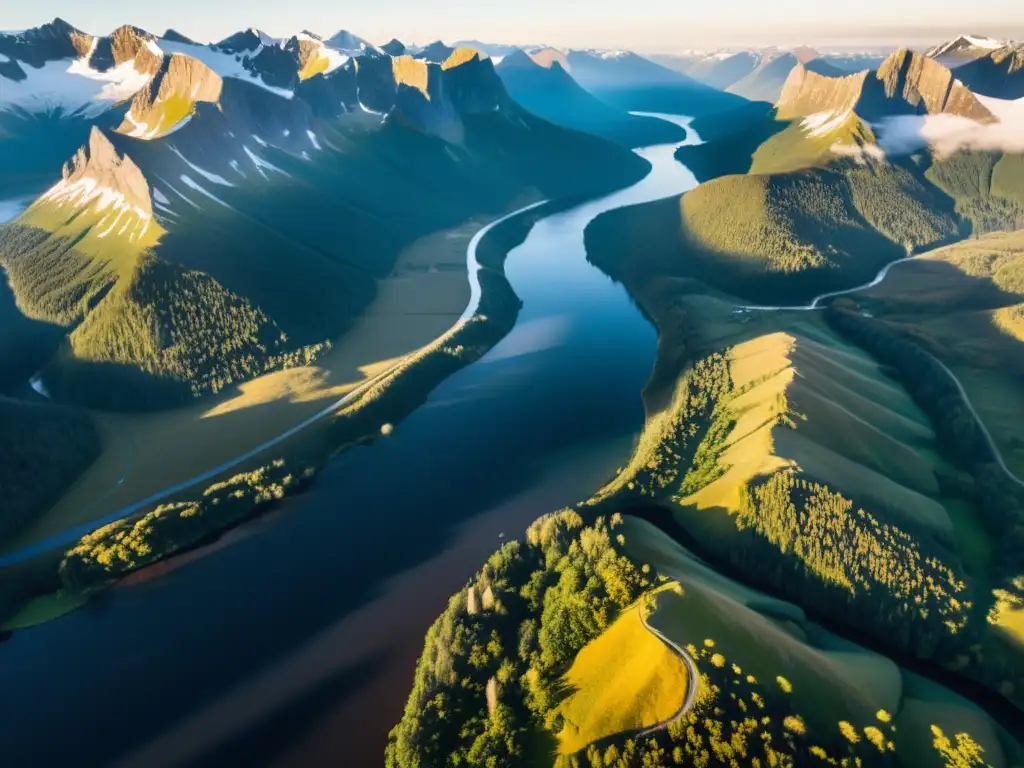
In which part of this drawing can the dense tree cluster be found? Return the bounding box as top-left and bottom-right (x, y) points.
(736, 472), (972, 644)
(387, 512), (996, 767)
(0, 397), (100, 546)
(0, 224), (113, 326)
(926, 150), (1024, 235)
(0, 225), (334, 409)
(59, 459), (312, 591)
(826, 307), (1024, 699)
(67, 256), (332, 406)
(594, 354), (731, 503)
(386, 512), (654, 767)
(587, 152), (980, 307)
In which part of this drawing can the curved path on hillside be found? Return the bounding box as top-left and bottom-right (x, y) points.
(930, 355), (1024, 491)
(637, 603), (700, 737)
(0, 201), (551, 567)
(739, 256), (1024, 492)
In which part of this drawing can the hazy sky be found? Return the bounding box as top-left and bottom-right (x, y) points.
(7, 1), (1024, 52)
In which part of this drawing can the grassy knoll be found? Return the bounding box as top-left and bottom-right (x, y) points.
(581, 275), (1024, 713)
(387, 506), (1022, 766)
(680, 328), (952, 534)
(625, 519), (906, 734)
(749, 110), (877, 175)
(554, 597), (686, 755)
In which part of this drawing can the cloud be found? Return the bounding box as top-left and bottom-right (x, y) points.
(877, 97), (1024, 156)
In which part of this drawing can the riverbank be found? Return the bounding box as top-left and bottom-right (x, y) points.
(2, 204), (531, 556)
(0, 196), (569, 629)
(0, 117), (696, 767)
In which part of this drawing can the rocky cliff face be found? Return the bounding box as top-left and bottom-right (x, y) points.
(0, 18), (93, 68)
(325, 30), (372, 53)
(875, 49), (993, 121)
(955, 44), (1024, 99)
(86, 25), (162, 76)
(776, 65), (872, 118)
(413, 41), (457, 64)
(119, 54), (223, 139)
(777, 50), (995, 122)
(214, 29), (263, 54)
(62, 127), (154, 219)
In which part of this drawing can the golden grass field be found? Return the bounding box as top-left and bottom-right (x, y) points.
(623, 518), (902, 730)
(2, 210), (517, 555)
(554, 597), (687, 755)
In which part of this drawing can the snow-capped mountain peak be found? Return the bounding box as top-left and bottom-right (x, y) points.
(927, 34), (1006, 59)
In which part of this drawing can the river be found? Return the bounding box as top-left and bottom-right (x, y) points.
(0, 115), (702, 766)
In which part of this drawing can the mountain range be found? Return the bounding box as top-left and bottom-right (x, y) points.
(0, 19), (654, 410)
(494, 48), (684, 147)
(592, 45), (1024, 308)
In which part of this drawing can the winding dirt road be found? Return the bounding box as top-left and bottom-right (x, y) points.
(739, 255), (1024, 493)
(637, 603), (700, 737)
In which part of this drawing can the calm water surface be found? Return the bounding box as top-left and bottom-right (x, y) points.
(0, 117), (700, 766)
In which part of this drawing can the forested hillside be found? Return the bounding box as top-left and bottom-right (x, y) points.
(588, 154), (968, 305)
(594, 57), (1024, 307)
(0, 397), (99, 546)
(1, 46), (648, 411)
(387, 507), (1020, 767)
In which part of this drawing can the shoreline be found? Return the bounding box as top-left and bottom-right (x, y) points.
(0, 196), (567, 629)
(115, 434), (637, 768)
(2, 199), (543, 562)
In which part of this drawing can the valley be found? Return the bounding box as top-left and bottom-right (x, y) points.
(0, 109), (706, 765)
(2, 14), (1024, 768)
(0, 202), (534, 559)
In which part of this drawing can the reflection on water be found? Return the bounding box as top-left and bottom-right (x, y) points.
(0, 118), (702, 766)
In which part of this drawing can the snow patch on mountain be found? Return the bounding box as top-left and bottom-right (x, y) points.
(153, 202), (178, 219)
(1, 40), (153, 116)
(802, 110), (851, 137)
(243, 145), (289, 178)
(928, 34), (1006, 58)
(251, 29), (283, 47)
(170, 146), (235, 187)
(319, 47), (350, 73)
(39, 176), (152, 223)
(158, 179), (202, 210)
(158, 38), (295, 98)
(96, 208), (128, 239)
(180, 174), (232, 208)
